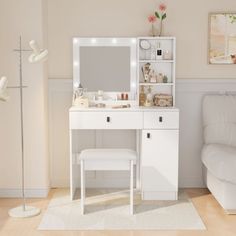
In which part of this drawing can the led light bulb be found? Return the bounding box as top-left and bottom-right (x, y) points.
(112, 38), (117, 44)
(74, 61), (79, 67)
(73, 38), (78, 44)
(131, 61), (136, 67)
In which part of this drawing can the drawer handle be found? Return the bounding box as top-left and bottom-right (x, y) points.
(159, 116), (163, 122)
(106, 116), (110, 122)
(147, 133), (151, 139)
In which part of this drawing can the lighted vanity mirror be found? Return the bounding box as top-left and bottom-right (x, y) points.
(73, 38), (137, 99)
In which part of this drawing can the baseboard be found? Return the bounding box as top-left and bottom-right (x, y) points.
(54, 177), (206, 189)
(226, 209), (236, 215)
(142, 191), (178, 200)
(80, 178), (131, 188)
(0, 188), (50, 198)
(179, 178), (205, 188)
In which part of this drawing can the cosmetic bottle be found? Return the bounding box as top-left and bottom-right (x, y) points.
(139, 85), (146, 106)
(156, 42), (163, 60)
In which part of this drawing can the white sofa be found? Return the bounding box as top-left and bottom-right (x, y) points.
(202, 95), (236, 214)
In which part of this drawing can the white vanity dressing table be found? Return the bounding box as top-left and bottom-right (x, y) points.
(69, 37), (179, 201)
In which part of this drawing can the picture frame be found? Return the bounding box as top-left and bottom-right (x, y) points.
(208, 12), (236, 64)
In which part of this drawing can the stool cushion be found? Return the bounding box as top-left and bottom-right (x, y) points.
(79, 149), (137, 161)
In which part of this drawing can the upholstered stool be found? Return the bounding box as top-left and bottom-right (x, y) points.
(79, 149), (137, 215)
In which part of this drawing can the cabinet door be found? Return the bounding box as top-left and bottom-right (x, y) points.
(141, 129), (179, 193)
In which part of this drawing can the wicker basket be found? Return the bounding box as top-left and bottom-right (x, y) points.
(153, 94), (173, 107)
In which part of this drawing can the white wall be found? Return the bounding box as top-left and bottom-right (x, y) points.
(176, 79), (236, 187)
(0, 0), (49, 197)
(47, 0), (236, 80)
(1, 0), (236, 194)
(49, 79), (236, 188)
(46, 0), (236, 188)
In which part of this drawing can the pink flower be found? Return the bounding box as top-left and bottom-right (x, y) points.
(159, 3), (166, 11)
(148, 15), (157, 23)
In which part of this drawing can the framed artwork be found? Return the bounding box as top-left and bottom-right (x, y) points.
(208, 13), (236, 64)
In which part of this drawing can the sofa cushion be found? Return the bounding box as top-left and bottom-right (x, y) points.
(202, 144), (236, 184)
(203, 95), (236, 147)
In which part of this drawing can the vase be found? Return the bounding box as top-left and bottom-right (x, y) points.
(159, 20), (163, 36)
(149, 23), (157, 37)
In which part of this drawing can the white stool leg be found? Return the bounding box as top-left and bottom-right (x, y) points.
(130, 160), (134, 215)
(81, 160), (85, 215)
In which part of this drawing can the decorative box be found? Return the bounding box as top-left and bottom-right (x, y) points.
(153, 94), (173, 107)
(73, 96), (89, 108)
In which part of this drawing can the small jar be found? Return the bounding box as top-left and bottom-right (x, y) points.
(156, 73), (164, 83)
(97, 90), (103, 101)
(163, 50), (172, 60)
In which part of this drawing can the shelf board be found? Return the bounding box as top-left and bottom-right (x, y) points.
(139, 83), (174, 86)
(139, 60), (174, 63)
(138, 36), (175, 40)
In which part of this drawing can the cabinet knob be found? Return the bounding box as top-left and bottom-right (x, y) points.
(147, 133), (151, 139)
(159, 116), (163, 122)
(106, 116), (110, 122)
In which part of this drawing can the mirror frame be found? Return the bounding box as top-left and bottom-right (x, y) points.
(73, 37), (137, 100)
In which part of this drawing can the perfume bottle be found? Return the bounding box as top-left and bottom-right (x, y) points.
(139, 85), (146, 106)
(73, 83), (84, 104)
(156, 42), (163, 60)
(144, 86), (153, 107)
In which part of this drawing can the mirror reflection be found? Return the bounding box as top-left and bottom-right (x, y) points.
(80, 46), (130, 91)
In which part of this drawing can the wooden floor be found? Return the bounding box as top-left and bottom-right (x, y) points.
(0, 188), (236, 236)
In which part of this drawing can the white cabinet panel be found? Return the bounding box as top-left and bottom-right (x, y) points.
(144, 111), (179, 129)
(141, 129), (179, 199)
(70, 111), (143, 129)
(69, 108), (179, 200)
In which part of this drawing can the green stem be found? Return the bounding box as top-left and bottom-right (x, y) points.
(159, 20), (162, 36)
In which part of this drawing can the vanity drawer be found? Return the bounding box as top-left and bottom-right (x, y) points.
(143, 111), (179, 129)
(70, 111), (143, 129)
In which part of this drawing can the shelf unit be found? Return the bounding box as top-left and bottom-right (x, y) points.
(139, 60), (174, 63)
(139, 82), (174, 86)
(137, 37), (176, 107)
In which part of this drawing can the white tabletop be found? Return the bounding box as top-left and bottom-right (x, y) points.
(69, 106), (179, 112)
